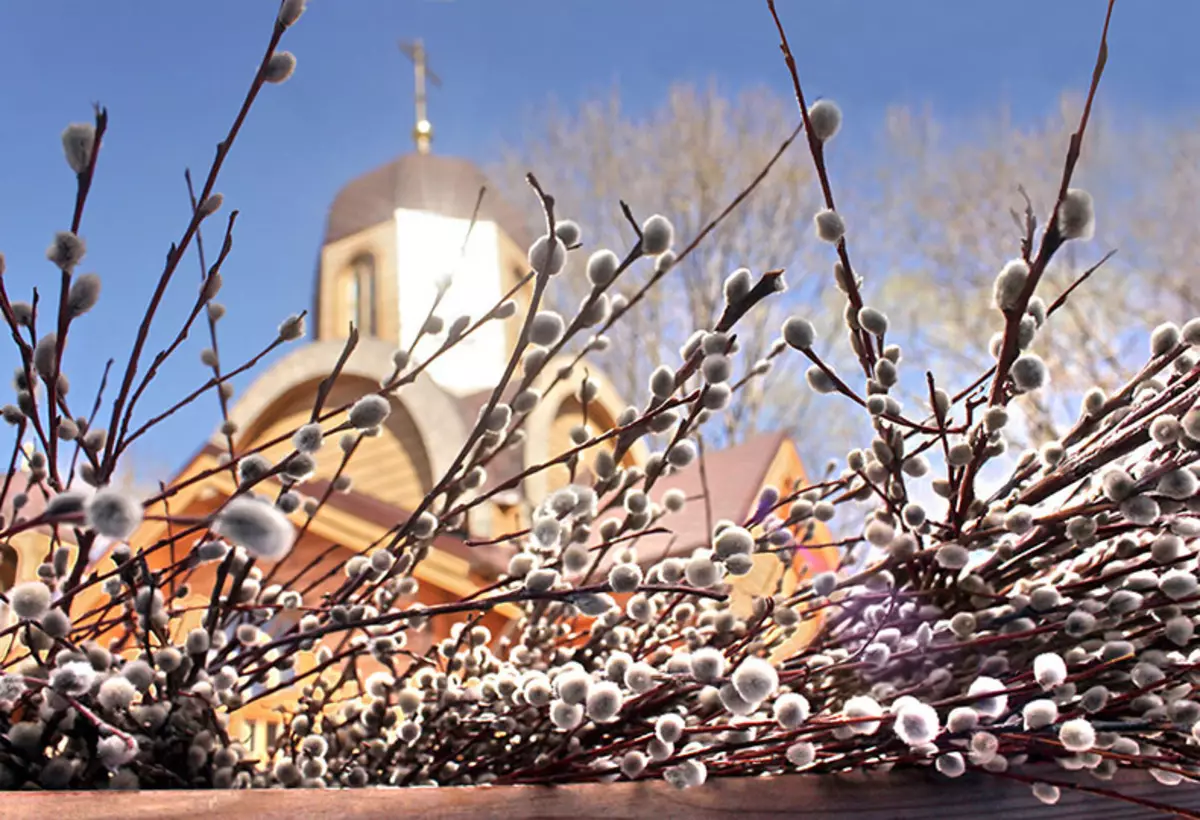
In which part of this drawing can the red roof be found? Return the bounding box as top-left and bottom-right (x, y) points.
(599, 431), (790, 565)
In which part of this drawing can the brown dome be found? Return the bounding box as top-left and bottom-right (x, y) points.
(324, 153), (532, 249)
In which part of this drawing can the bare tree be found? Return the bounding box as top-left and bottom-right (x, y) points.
(496, 84), (860, 458)
(501, 83), (1200, 464)
(866, 97), (1200, 445)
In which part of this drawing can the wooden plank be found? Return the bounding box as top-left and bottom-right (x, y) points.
(5, 771), (1199, 820)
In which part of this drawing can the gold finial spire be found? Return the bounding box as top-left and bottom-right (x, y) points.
(399, 38), (442, 155)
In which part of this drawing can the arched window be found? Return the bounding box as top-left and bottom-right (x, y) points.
(0, 543), (17, 593)
(344, 254), (376, 336)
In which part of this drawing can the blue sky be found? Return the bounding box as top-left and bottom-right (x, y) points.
(0, 0), (1194, 481)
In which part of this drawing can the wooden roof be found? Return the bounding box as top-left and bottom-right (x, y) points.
(324, 153), (532, 249)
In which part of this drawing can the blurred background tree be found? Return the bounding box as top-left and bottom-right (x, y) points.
(496, 84), (855, 461)
(499, 84), (1200, 468)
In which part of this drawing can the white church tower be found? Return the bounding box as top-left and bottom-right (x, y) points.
(312, 39), (532, 396)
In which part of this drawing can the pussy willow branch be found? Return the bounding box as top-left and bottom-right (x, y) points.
(99, 14), (288, 483)
(115, 214), (237, 460)
(766, 0), (875, 377)
(954, 0), (1115, 524)
(328, 173), (561, 613)
(47, 105), (109, 492)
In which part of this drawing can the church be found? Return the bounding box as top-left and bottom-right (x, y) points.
(0, 42), (837, 755)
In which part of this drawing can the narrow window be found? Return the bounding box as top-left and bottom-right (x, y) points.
(348, 254), (377, 335)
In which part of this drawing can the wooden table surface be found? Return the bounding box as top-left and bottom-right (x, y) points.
(4, 770), (1199, 819)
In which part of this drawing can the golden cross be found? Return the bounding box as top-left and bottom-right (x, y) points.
(398, 39), (442, 155)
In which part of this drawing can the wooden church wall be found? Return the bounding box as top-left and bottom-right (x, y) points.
(238, 376), (434, 511)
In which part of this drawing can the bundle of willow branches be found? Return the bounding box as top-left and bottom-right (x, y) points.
(3, 0), (1198, 814)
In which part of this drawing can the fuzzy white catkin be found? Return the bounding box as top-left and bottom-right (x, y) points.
(946, 707), (978, 733)
(483, 404), (512, 432)
(493, 300), (518, 321)
(277, 313), (305, 340)
(785, 741), (816, 768)
(857, 307), (888, 336)
(1159, 569), (1198, 600)
(51, 661), (97, 696)
(97, 734), (138, 772)
(844, 695), (883, 734)
(640, 215), (674, 255)
(67, 273), (102, 317)
(773, 693), (811, 729)
(731, 657), (777, 705)
(655, 713), (685, 745)
(665, 759), (707, 790)
(554, 669), (591, 706)
(936, 752), (965, 778)
(278, 0), (306, 26)
(1150, 322), (1181, 356)
(1158, 468), (1198, 500)
(1031, 782), (1060, 806)
(1182, 316), (1200, 345)
(61, 123), (95, 174)
(625, 662), (656, 693)
(529, 311), (565, 346)
(550, 700), (584, 731)
(585, 681), (623, 723)
(714, 526), (754, 559)
(813, 209), (845, 243)
(9, 581), (51, 620)
(1182, 407), (1200, 441)
(291, 422), (323, 454)
(1010, 354), (1048, 391)
(684, 554), (721, 588)
(719, 682), (758, 717)
(811, 571), (837, 597)
(701, 354), (732, 384)
(97, 676), (137, 711)
(1033, 652), (1066, 689)
(1022, 699), (1058, 730)
(620, 750), (647, 779)
(723, 267), (752, 304)
(198, 193), (223, 218)
(1101, 468), (1135, 502)
(807, 99), (842, 142)
(607, 562), (642, 594)
(1057, 188), (1095, 241)
(1058, 718), (1096, 752)
(993, 259), (1029, 311)
(264, 51), (297, 83)
(935, 544), (969, 570)
(528, 235), (567, 276)
(689, 647), (726, 683)
(782, 317), (816, 350)
(586, 249), (619, 287)
(47, 231), (86, 270)
(212, 497), (295, 560)
(33, 333), (58, 383)
(85, 488), (144, 541)
(662, 488), (686, 513)
(554, 219), (581, 246)
(348, 395), (390, 429)
(967, 676), (1008, 718)
(893, 700), (939, 746)
(40, 609), (71, 638)
(524, 568), (559, 592)
(649, 365), (676, 399)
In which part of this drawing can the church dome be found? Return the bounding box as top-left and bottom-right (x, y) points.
(323, 153), (532, 250)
